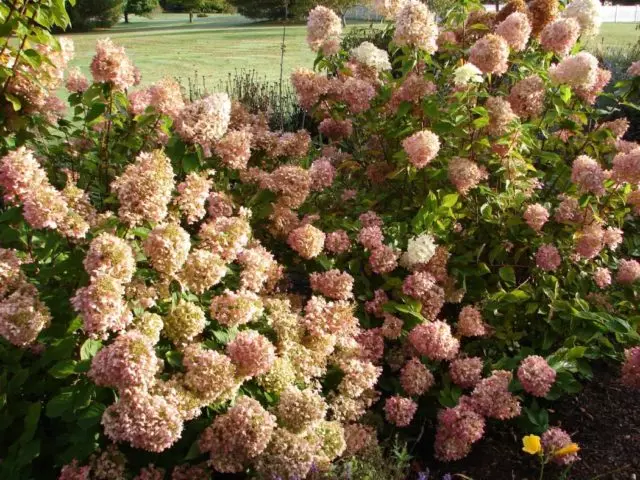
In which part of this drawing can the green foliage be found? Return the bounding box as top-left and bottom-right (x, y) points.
(161, 0), (234, 13)
(228, 0), (300, 20)
(123, 0), (159, 22)
(67, 0), (124, 30)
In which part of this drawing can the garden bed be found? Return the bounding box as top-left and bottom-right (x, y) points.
(418, 364), (640, 479)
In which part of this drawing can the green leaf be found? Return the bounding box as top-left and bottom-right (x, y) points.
(5, 93), (22, 111)
(185, 439), (203, 460)
(46, 391), (73, 418)
(182, 153), (200, 173)
(499, 266), (516, 285)
(77, 403), (105, 429)
(559, 85), (572, 104)
(80, 339), (102, 360)
(85, 102), (106, 124)
(48, 360), (77, 379)
(440, 193), (459, 208)
(166, 350), (184, 368)
(19, 402), (41, 445)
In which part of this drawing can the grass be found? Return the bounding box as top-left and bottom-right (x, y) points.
(65, 13), (362, 89)
(591, 23), (639, 49)
(63, 14), (640, 89)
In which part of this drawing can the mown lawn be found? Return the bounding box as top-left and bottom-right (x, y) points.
(66, 13), (332, 89)
(63, 13), (639, 89)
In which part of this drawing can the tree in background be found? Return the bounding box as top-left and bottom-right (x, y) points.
(67, 0), (124, 30)
(161, 0), (233, 13)
(229, 0), (303, 20)
(303, 0), (364, 24)
(123, 0), (159, 23)
(174, 0), (206, 22)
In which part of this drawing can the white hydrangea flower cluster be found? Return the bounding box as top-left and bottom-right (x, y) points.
(453, 63), (483, 86)
(400, 233), (437, 269)
(350, 42), (392, 72)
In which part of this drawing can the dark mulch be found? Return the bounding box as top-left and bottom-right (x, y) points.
(417, 364), (640, 480)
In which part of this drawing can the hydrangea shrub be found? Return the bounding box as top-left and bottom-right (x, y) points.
(1, 0), (640, 478)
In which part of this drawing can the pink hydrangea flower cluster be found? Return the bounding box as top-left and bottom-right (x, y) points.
(288, 224), (326, 259)
(628, 61), (640, 77)
(495, 12), (531, 52)
(199, 396), (276, 473)
(593, 267), (612, 288)
(612, 149), (640, 184)
(381, 313), (404, 340)
(267, 164), (311, 208)
(102, 389), (183, 452)
(400, 357), (435, 396)
(540, 18), (581, 56)
(549, 52), (599, 89)
(457, 305), (491, 337)
(290, 68), (331, 110)
(227, 330), (276, 378)
(434, 403), (486, 461)
(575, 223), (605, 260)
(469, 34), (510, 75)
(536, 244), (562, 272)
(621, 347), (640, 389)
(390, 72), (437, 112)
(175, 171), (212, 224)
(0, 283), (51, 347)
(90, 38), (139, 91)
(319, 118), (354, 141)
(542, 427), (580, 465)
(88, 331), (159, 391)
(0, 147), (88, 238)
(180, 248), (227, 294)
(72, 275), (132, 339)
(616, 259), (640, 285)
(402, 129), (441, 169)
(111, 150), (175, 227)
(143, 223), (191, 276)
(339, 77), (376, 114)
(507, 75), (546, 119)
(199, 215), (251, 261)
(383, 395), (418, 427)
(174, 94), (231, 156)
(309, 158), (336, 191)
(408, 320), (460, 361)
(215, 129), (252, 170)
(310, 269), (354, 300)
(517, 355), (556, 397)
(449, 357), (484, 389)
(448, 157), (488, 195)
(571, 155), (606, 196)
(393, 0), (438, 53)
(182, 343), (238, 404)
(485, 96), (517, 136)
(65, 67), (89, 93)
(83, 233), (135, 283)
(237, 244), (281, 293)
(523, 203), (549, 232)
(210, 289), (264, 327)
(325, 230), (351, 254)
(307, 6), (342, 55)
(469, 370), (521, 420)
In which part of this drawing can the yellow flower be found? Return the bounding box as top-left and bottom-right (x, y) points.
(554, 443), (580, 457)
(522, 435), (542, 455)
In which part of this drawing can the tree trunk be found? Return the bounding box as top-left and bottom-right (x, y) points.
(124, 11), (129, 23)
(495, 0), (500, 12)
(189, 11), (193, 23)
(341, 11), (347, 26)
